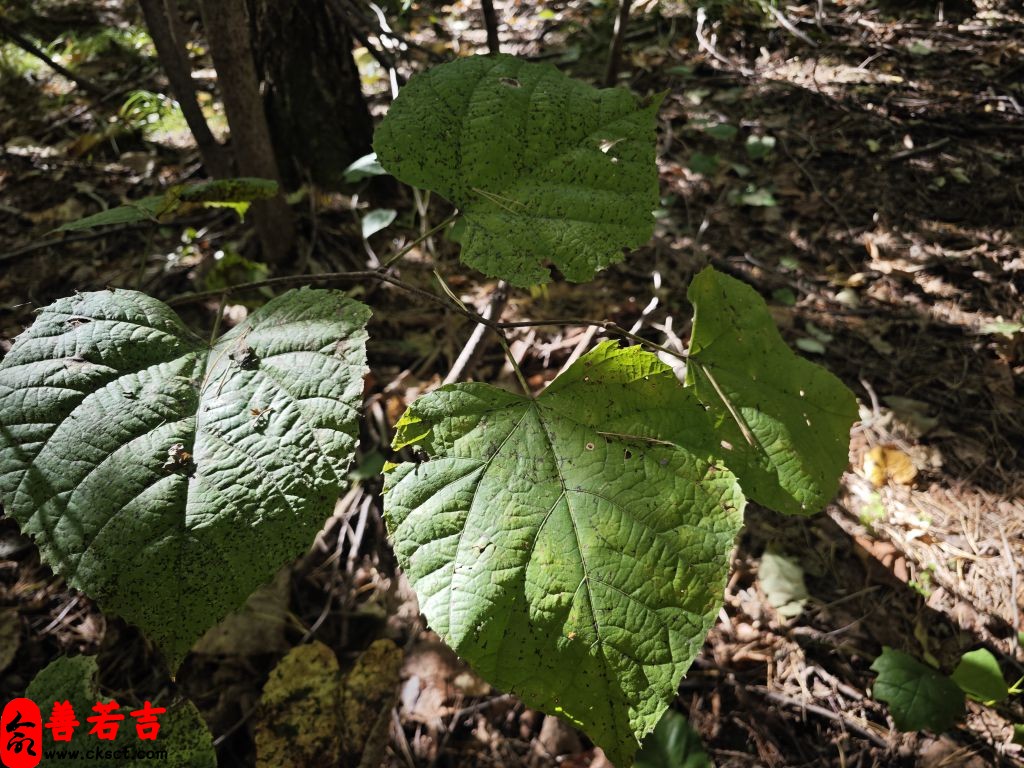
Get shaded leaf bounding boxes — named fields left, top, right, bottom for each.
left=871, top=647, right=964, bottom=732
left=255, top=642, right=342, bottom=768
left=759, top=548, right=808, bottom=618
left=745, top=135, right=776, bottom=160
left=341, top=639, right=404, bottom=767
left=374, top=54, right=660, bottom=286
left=687, top=267, right=858, bottom=515
left=0, top=289, right=369, bottom=667
left=55, top=178, right=279, bottom=232
left=384, top=341, right=745, bottom=766
left=687, top=153, right=720, bottom=176
left=634, top=710, right=710, bottom=768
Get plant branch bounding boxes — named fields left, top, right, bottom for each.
left=481, top=0, right=501, bottom=54
left=138, top=0, right=231, bottom=177
left=603, top=0, right=633, bottom=86
left=496, top=330, right=531, bottom=396
left=380, top=213, right=458, bottom=268
left=0, top=18, right=105, bottom=96
left=169, top=267, right=687, bottom=363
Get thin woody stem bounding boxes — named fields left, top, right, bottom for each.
left=380, top=213, right=458, bottom=268
left=495, top=331, right=531, bottom=396
left=169, top=260, right=685, bottom=363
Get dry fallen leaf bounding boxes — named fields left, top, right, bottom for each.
left=864, top=445, right=919, bottom=487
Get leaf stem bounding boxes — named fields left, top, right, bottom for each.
left=496, top=331, right=532, bottom=397
left=169, top=263, right=686, bottom=363
left=380, top=213, right=458, bottom=269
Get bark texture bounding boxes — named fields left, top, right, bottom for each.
left=138, top=0, right=231, bottom=177
left=198, top=0, right=295, bottom=264
left=250, top=0, right=374, bottom=190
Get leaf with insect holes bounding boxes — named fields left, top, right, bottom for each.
left=374, top=54, right=661, bottom=287
left=0, top=288, right=368, bottom=668
left=383, top=341, right=745, bottom=766
left=871, top=647, right=964, bottom=732
left=687, top=267, right=857, bottom=515
left=27, top=655, right=216, bottom=767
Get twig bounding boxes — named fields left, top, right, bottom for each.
left=760, top=0, right=818, bottom=47
left=753, top=687, right=889, bottom=749
left=443, top=280, right=509, bottom=384
left=138, top=0, right=231, bottom=177
left=887, top=137, right=950, bottom=162
left=481, top=0, right=501, bottom=54
left=604, top=0, right=633, bottom=86
left=0, top=18, right=105, bottom=96
left=380, top=213, right=457, bottom=268
left=695, top=8, right=754, bottom=76
left=169, top=267, right=686, bottom=362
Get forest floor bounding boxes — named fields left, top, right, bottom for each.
left=1, top=0, right=1022, bottom=766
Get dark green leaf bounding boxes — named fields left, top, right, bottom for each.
left=374, top=54, right=661, bottom=286
left=871, top=647, right=964, bottom=732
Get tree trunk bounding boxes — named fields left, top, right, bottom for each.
left=197, top=0, right=295, bottom=265
left=250, top=0, right=373, bottom=191
left=138, top=0, right=231, bottom=178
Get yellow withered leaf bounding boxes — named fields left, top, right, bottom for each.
left=864, top=445, right=918, bottom=487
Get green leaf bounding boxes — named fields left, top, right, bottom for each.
left=731, top=186, right=777, bottom=207
left=55, top=178, right=279, bottom=232
left=979, top=320, right=1024, bottom=338
left=871, top=647, right=965, bottom=732
left=343, top=152, right=389, bottom=183
left=26, top=656, right=216, bottom=767
left=687, top=153, right=719, bottom=176
left=745, top=134, right=776, bottom=160
left=952, top=649, right=1009, bottom=704
left=361, top=208, right=398, bottom=239
left=0, top=288, right=369, bottom=667
left=687, top=267, right=857, bottom=515
left=759, top=548, right=808, bottom=618
left=634, top=710, right=710, bottom=768
left=1013, top=724, right=1024, bottom=746
left=374, top=54, right=661, bottom=287
left=702, top=123, right=737, bottom=141
left=174, top=177, right=279, bottom=205
left=55, top=195, right=167, bottom=231
left=383, top=341, right=745, bottom=766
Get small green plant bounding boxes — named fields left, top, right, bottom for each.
left=872, top=646, right=1021, bottom=733
left=2, top=54, right=858, bottom=764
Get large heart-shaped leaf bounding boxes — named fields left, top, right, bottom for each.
left=0, top=288, right=369, bottom=667
left=26, top=655, right=216, bottom=767
left=383, top=342, right=744, bottom=765
left=374, top=54, right=661, bottom=287
left=687, top=267, right=857, bottom=515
